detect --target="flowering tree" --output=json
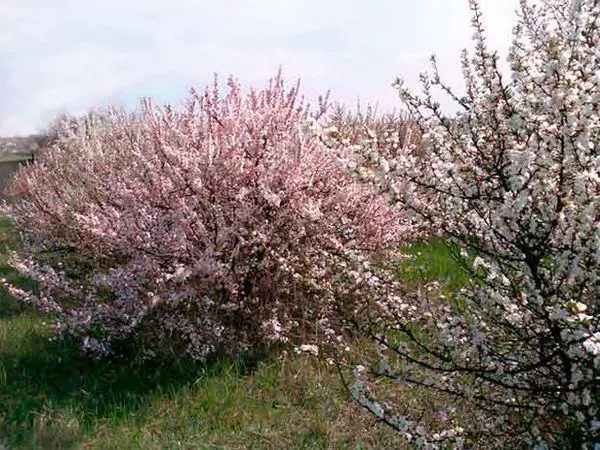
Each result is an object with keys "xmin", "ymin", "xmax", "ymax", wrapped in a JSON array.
[
  {"xmin": 5, "ymin": 72, "xmax": 410, "ymax": 361},
  {"xmin": 343, "ymin": 0, "xmax": 600, "ymax": 447}
]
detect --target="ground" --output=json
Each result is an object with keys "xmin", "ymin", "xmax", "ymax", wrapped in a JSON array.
[{"xmin": 0, "ymin": 217, "xmax": 463, "ymax": 450}]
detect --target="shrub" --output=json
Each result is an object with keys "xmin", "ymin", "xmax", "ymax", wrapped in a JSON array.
[
  {"xmin": 344, "ymin": 0, "xmax": 600, "ymax": 447},
  {"xmin": 325, "ymin": 103, "xmax": 420, "ymax": 158},
  {"xmin": 34, "ymin": 112, "xmax": 79, "ymax": 151},
  {"xmin": 4, "ymin": 72, "xmax": 411, "ymax": 362}
]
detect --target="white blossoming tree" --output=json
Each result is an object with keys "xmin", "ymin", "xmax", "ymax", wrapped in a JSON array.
[{"xmin": 344, "ymin": 0, "xmax": 600, "ymax": 447}]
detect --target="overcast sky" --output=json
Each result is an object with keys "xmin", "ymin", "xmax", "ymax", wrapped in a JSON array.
[{"xmin": 0, "ymin": 0, "xmax": 520, "ymax": 136}]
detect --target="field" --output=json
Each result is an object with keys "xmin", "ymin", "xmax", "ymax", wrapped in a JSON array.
[{"xmin": 0, "ymin": 216, "xmax": 463, "ymax": 449}]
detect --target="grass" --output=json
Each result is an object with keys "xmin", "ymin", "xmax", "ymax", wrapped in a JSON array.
[
  {"xmin": 0, "ymin": 320, "xmax": 404, "ymax": 449},
  {"xmin": 396, "ymin": 240, "xmax": 470, "ymax": 293},
  {"xmin": 0, "ymin": 218, "xmax": 466, "ymax": 449}
]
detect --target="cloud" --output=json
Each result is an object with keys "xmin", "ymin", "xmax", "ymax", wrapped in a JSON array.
[{"xmin": 0, "ymin": 0, "xmax": 519, "ymax": 136}]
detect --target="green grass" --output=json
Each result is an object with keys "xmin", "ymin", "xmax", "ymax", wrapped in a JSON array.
[
  {"xmin": 0, "ymin": 218, "xmax": 466, "ymax": 449},
  {"xmin": 396, "ymin": 239, "xmax": 470, "ymax": 292},
  {"xmin": 0, "ymin": 320, "xmax": 404, "ymax": 449}
]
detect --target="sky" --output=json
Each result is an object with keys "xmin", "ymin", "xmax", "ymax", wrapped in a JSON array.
[{"xmin": 0, "ymin": 0, "xmax": 520, "ymax": 136}]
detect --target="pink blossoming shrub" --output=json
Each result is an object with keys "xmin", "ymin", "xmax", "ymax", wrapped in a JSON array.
[
  {"xmin": 345, "ymin": 0, "xmax": 600, "ymax": 447},
  {"xmin": 325, "ymin": 104, "xmax": 420, "ymax": 159},
  {"xmin": 320, "ymin": 105, "xmax": 433, "ymax": 238},
  {"xmin": 5, "ymin": 72, "xmax": 411, "ymax": 362}
]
